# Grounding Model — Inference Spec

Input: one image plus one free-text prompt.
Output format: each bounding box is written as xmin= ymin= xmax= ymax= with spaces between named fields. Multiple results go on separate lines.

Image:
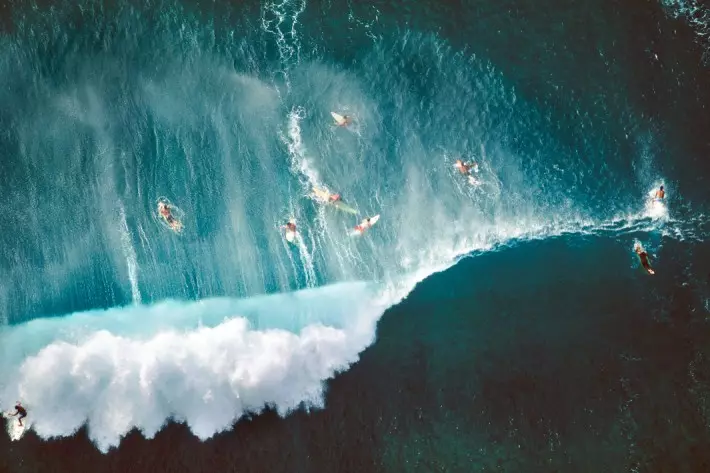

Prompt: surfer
xmin=337 ymin=115 xmax=352 ymax=127
xmin=283 ymin=221 xmax=297 ymax=233
xmin=634 ymin=244 xmax=655 ymax=275
xmin=654 ymin=186 xmax=665 ymax=200
xmin=329 ymin=193 xmax=341 ymax=202
xmin=354 ymin=217 xmax=373 ymax=233
xmin=158 ymin=201 xmax=180 ymax=230
xmin=454 ymin=159 xmax=478 ymax=175
xmin=8 ymin=402 xmax=27 ymax=427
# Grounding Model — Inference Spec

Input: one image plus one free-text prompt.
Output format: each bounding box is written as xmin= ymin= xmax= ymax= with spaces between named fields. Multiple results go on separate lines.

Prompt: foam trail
xmin=118 ymin=204 xmax=142 ymax=304
xmin=284 ymin=106 xmax=320 ymax=187
xmin=261 ymin=0 xmax=308 ymax=89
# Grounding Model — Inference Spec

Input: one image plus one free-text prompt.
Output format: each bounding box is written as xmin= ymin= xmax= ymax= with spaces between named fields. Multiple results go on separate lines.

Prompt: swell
xmin=0 ymin=0 xmax=706 ymax=455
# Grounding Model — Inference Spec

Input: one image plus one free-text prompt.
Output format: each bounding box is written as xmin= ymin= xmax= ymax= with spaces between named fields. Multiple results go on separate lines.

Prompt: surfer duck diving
xmin=454 ymin=159 xmax=480 ymax=185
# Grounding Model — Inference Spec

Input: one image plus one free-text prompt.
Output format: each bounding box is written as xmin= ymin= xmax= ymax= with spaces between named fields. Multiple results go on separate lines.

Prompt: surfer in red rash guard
xmin=634 ymin=244 xmax=655 ymax=275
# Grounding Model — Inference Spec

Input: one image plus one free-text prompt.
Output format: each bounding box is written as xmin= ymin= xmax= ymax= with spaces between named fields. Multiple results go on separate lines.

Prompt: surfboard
xmin=285 ymin=231 xmax=296 ymax=243
xmin=332 ymin=201 xmax=358 ymax=215
xmin=331 ymin=112 xmax=348 ymax=126
xmin=312 ymin=187 xmax=358 ymax=214
xmin=350 ymin=214 xmax=380 ymax=236
xmin=3 ymin=412 xmax=27 ymax=441
xmin=312 ymin=187 xmax=331 ymax=202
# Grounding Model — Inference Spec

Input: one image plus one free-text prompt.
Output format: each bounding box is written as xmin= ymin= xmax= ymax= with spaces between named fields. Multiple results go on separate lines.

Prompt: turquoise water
xmin=0 ymin=0 xmax=709 ymax=470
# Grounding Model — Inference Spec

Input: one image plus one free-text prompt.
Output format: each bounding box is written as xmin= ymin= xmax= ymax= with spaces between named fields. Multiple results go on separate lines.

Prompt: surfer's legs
xmin=18 ymin=413 xmax=25 ymax=426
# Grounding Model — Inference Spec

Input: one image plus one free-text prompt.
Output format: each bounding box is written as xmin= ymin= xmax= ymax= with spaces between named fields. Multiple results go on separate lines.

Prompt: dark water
xmin=1 ymin=0 xmax=710 ymax=471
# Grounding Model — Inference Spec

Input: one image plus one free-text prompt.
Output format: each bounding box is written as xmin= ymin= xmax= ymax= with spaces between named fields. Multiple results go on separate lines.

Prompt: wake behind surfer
xmin=634 ymin=244 xmax=655 ymax=275
xmin=8 ymin=402 xmax=27 ymax=427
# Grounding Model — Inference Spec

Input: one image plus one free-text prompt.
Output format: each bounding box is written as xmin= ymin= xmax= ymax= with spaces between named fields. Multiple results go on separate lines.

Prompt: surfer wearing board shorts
xmin=8 ymin=402 xmax=27 ymax=427
xmin=634 ymin=244 xmax=655 ymax=275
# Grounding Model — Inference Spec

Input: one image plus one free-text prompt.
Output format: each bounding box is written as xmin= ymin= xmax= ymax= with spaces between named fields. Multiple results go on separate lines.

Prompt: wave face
xmin=0 ymin=0 xmax=707 ymax=453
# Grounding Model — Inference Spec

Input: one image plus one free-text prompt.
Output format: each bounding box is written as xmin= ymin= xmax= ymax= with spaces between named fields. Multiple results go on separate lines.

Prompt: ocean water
xmin=0 ymin=0 xmax=709 ymax=471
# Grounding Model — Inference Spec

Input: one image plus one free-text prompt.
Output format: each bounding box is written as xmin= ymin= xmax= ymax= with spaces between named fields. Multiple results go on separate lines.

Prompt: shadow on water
xmin=2 ymin=234 xmax=710 ymax=472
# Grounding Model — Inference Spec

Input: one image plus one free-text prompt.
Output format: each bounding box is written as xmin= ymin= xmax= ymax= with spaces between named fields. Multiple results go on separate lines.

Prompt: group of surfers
xmin=2 ymin=156 xmax=667 ymax=432
xmin=154 ymin=113 xmax=664 ymax=262
xmin=156 ymin=130 xmax=664 ymax=272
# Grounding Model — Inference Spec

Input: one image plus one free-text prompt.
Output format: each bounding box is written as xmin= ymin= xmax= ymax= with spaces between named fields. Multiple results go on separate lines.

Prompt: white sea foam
xmin=0 ymin=281 xmax=389 ymax=452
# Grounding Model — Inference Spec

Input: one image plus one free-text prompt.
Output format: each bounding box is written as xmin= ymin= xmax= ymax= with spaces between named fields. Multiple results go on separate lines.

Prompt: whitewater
xmin=0 ymin=0 xmax=704 ymax=452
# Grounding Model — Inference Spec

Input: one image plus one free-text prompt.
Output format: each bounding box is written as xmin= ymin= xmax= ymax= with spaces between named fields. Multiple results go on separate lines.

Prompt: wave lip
xmin=1 ymin=281 xmax=386 ymax=452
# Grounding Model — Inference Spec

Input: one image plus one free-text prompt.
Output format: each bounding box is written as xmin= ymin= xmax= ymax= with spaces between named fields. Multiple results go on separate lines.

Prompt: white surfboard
xmin=331 ymin=112 xmax=348 ymax=126
xmin=645 ymin=191 xmax=667 ymax=219
xmin=285 ymin=230 xmax=296 ymax=243
xmin=350 ymin=214 xmax=380 ymax=236
xmin=3 ymin=412 xmax=27 ymax=441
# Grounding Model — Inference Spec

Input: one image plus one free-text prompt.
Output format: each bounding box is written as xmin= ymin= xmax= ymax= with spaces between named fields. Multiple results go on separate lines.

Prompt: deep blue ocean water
xmin=0 ymin=0 xmax=709 ymax=471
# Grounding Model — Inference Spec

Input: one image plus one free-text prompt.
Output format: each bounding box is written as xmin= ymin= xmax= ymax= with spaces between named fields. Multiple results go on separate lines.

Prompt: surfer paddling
xmin=281 ymin=220 xmax=296 ymax=236
xmin=8 ymin=402 xmax=27 ymax=427
xmin=158 ymin=201 xmax=182 ymax=232
xmin=634 ymin=244 xmax=655 ymax=275
xmin=354 ymin=216 xmax=376 ymax=234
xmin=454 ymin=159 xmax=482 ymax=186
xmin=454 ymin=159 xmax=478 ymax=175
xmin=312 ymin=187 xmax=341 ymax=203
xmin=331 ymin=112 xmax=352 ymax=127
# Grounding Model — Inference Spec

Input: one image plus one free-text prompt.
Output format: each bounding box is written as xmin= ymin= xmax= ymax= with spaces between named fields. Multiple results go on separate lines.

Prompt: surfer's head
xmin=660 ymin=186 xmax=664 ymax=191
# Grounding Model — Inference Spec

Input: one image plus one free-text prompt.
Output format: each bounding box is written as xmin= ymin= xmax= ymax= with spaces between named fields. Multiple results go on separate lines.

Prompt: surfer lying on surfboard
xmin=7 ymin=402 xmax=27 ymax=427
xmin=158 ymin=201 xmax=183 ymax=232
xmin=353 ymin=216 xmax=379 ymax=235
xmin=331 ymin=112 xmax=352 ymax=127
xmin=282 ymin=220 xmax=298 ymax=241
xmin=634 ymin=244 xmax=655 ymax=275
xmin=454 ymin=159 xmax=482 ymax=185
xmin=454 ymin=159 xmax=478 ymax=175
xmin=312 ymin=187 xmax=341 ymax=203
xmin=311 ymin=187 xmax=358 ymax=214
